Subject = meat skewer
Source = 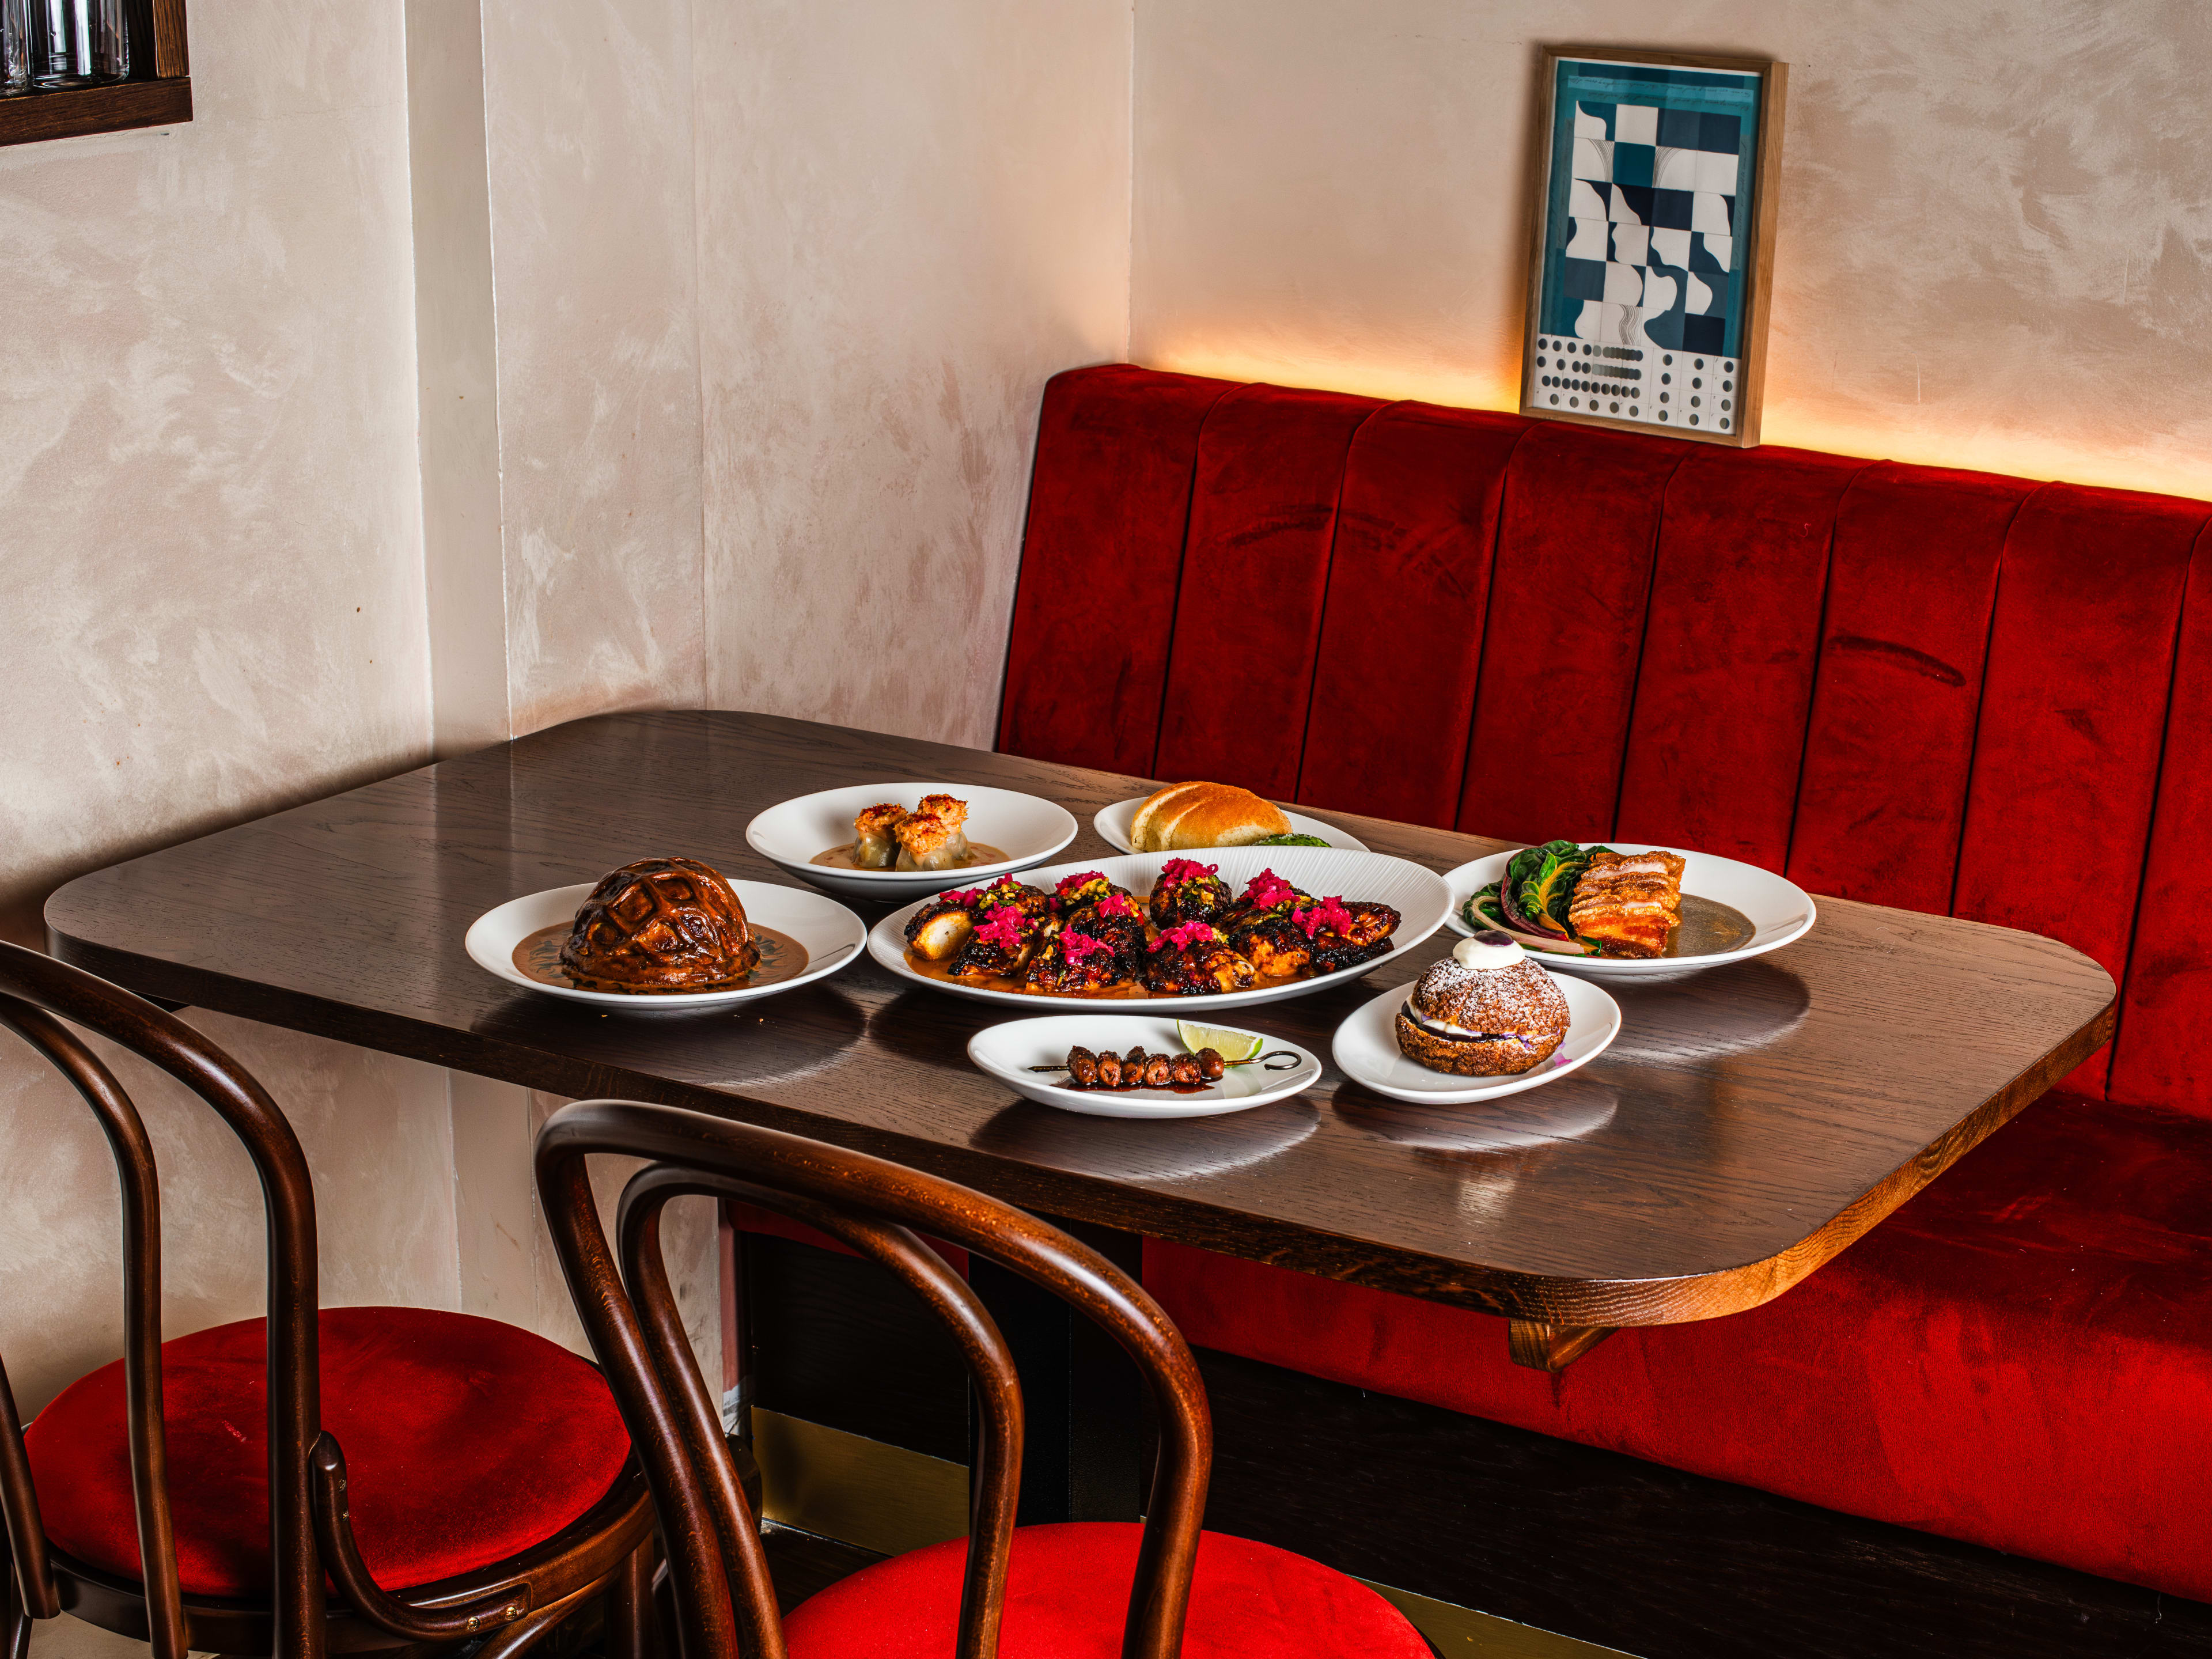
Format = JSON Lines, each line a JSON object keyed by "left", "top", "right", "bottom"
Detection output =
{"left": 1027, "top": 1045, "right": 1301, "bottom": 1087}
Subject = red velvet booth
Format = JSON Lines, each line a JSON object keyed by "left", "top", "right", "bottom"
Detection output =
{"left": 998, "top": 366, "right": 2212, "bottom": 1604}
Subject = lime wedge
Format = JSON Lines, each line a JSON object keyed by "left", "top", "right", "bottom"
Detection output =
{"left": 1176, "top": 1021, "right": 1264, "bottom": 1063}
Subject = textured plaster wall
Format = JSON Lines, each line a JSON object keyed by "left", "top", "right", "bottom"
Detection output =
{"left": 1132, "top": 0, "right": 2212, "bottom": 500}
{"left": 693, "top": 0, "right": 1134, "bottom": 749}
{"left": 481, "top": 0, "right": 709, "bottom": 736}
{"left": 0, "top": 0, "right": 456, "bottom": 1438}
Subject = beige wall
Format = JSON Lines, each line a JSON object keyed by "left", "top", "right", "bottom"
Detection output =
{"left": 694, "top": 0, "right": 1134, "bottom": 749}
{"left": 1132, "top": 0, "right": 2212, "bottom": 501}
{"left": 0, "top": 0, "right": 459, "bottom": 1440}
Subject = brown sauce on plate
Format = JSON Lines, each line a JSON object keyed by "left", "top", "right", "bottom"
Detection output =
{"left": 812, "top": 842, "right": 1011, "bottom": 872}
{"left": 902, "top": 946, "right": 1312, "bottom": 1001}
{"left": 513, "top": 923, "right": 810, "bottom": 993}
{"left": 1671, "top": 895, "right": 1758, "bottom": 957}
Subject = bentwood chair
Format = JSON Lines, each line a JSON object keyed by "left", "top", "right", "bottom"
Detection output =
{"left": 0, "top": 944, "right": 656, "bottom": 1659}
{"left": 535, "top": 1096, "right": 1435, "bottom": 1658}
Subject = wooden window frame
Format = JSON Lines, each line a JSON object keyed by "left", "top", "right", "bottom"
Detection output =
{"left": 1, "top": 0, "right": 190, "bottom": 149}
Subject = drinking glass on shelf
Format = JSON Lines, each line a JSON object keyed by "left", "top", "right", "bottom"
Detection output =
{"left": 30, "top": 0, "right": 127, "bottom": 88}
{"left": 2, "top": 0, "right": 32, "bottom": 96}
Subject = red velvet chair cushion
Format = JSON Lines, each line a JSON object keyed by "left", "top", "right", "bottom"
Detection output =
{"left": 25, "top": 1306, "right": 631, "bottom": 1600}
{"left": 1143, "top": 1090, "right": 2212, "bottom": 1602}
{"left": 781, "top": 1522, "right": 1431, "bottom": 1658}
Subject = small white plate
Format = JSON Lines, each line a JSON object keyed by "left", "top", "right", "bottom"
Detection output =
{"left": 1094, "top": 796, "right": 1368, "bottom": 855}
{"left": 747, "top": 782, "right": 1079, "bottom": 903}
{"left": 868, "top": 846, "right": 1452, "bottom": 1014}
{"left": 968, "top": 1015, "right": 1321, "bottom": 1119}
{"left": 465, "top": 880, "right": 866, "bottom": 1011}
{"left": 1441, "top": 844, "right": 1816, "bottom": 976}
{"left": 1331, "top": 971, "right": 1622, "bottom": 1104}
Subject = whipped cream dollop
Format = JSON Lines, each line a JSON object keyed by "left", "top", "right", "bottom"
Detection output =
{"left": 1451, "top": 930, "right": 1527, "bottom": 971}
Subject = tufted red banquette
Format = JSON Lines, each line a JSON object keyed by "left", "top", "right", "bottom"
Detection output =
{"left": 998, "top": 365, "right": 2212, "bottom": 1603}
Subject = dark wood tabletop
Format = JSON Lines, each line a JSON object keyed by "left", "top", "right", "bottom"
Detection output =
{"left": 46, "top": 710, "right": 2115, "bottom": 1347}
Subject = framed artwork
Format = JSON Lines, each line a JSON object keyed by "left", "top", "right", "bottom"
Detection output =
{"left": 1521, "top": 47, "right": 1787, "bottom": 446}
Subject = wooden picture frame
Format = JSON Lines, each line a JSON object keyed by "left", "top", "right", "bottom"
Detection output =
{"left": 1520, "top": 46, "right": 1786, "bottom": 448}
{"left": 1, "top": 0, "right": 191, "bottom": 149}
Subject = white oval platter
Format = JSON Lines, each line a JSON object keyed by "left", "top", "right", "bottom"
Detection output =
{"left": 968, "top": 1014, "right": 1321, "bottom": 1120}
{"left": 466, "top": 880, "right": 866, "bottom": 1011}
{"left": 867, "top": 846, "right": 1452, "bottom": 1014}
{"left": 747, "top": 782, "right": 1079, "bottom": 903}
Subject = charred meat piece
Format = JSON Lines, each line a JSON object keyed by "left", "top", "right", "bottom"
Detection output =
{"left": 1195, "top": 1048, "right": 1226, "bottom": 1081}
{"left": 1149, "top": 858, "right": 1236, "bottom": 930}
{"left": 948, "top": 903, "right": 1044, "bottom": 980}
{"left": 1222, "top": 868, "right": 1309, "bottom": 931}
{"left": 1141, "top": 1054, "right": 1173, "bottom": 1087}
{"left": 904, "top": 888, "right": 984, "bottom": 961}
{"left": 1227, "top": 912, "right": 1312, "bottom": 978}
{"left": 1142, "top": 921, "right": 1258, "bottom": 996}
{"left": 1066, "top": 1046, "right": 1100, "bottom": 1087}
{"left": 1289, "top": 896, "right": 1403, "bottom": 975}
{"left": 1061, "top": 897, "right": 1147, "bottom": 958}
{"left": 1168, "top": 1054, "right": 1200, "bottom": 1086}
{"left": 1023, "top": 923, "right": 1136, "bottom": 994}
{"left": 969, "top": 877, "right": 1052, "bottom": 923}
{"left": 1052, "top": 870, "right": 1137, "bottom": 914}
{"left": 1094, "top": 1050, "right": 1124, "bottom": 1088}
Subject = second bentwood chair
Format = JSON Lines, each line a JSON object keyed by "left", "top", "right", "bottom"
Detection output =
{"left": 0, "top": 944, "right": 655, "bottom": 1659}
{"left": 535, "top": 1096, "right": 1437, "bottom": 1658}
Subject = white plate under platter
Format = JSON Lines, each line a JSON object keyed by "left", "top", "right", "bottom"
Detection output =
{"left": 968, "top": 1014, "right": 1321, "bottom": 1119}
{"left": 465, "top": 880, "right": 867, "bottom": 1011}
{"left": 746, "top": 782, "right": 1080, "bottom": 903}
{"left": 1331, "top": 971, "right": 1623, "bottom": 1105}
{"left": 1441, "top": 844, "right": 1817, "bottom": 976}
{"left": 866, "top": 846, "right": 1452, "bottom": 1014}
{"left": 1094, "top": 796, "right": 1368, "bottom": 855}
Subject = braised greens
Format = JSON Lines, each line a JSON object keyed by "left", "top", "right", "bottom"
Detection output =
{"left": 1465, "top": 839, "right": 1611, "bottom": 957}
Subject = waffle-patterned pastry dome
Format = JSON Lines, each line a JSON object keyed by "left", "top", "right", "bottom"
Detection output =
{"left": 558, "top": 857, "right": 759, "bottom": 992}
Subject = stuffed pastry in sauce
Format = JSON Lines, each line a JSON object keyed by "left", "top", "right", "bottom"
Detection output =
{"left": 852, "top": 804, "right": 909, "bottom": 870}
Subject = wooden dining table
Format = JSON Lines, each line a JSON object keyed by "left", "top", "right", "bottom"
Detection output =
{"left": 44, "top": 708, "right": 2115, "bottom": 1527}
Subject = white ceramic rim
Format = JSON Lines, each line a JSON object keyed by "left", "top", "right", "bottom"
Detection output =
{"left": 1093, "top": 796, "right": 1369, "bottom": 855}
{"left": 1440, "top": 843, "right": 1817, "bottom": 975}
{"left": 745, "top": 781, "right": 1080, "bottom": 888}
{"left": 866, "top": 845, "right": 1452, "bottom": 1013}
{"left": 967, "top": 1014, "right": 1323, "bottom": 1119}
{"left": 464, "top": 880, "right": 867, "bottom": 1009}
{"left": 1331, "top": 970, "right": 1622, "bottom": 1104}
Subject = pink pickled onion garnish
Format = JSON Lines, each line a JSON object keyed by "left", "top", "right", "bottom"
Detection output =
{"left": 1096, "top": 893, "right": 1138, "bottom": 918}
{"left": 1151, "top": 919, "right": 1221, "bottom": 953}
{"left": 1157, "top": 858, "right": 1219, "bottom": 888}
{"left": 1055, "top": 870, "right": 1107, "bottom": 899}
{"left": 1060, "top": 929, "right": 1111, "bottom": 965}
{"left": 1241, "top": 870, "right": 1298, "bottom": 911}
{"left": 974, "top": 906, "right": 1027, "bottom": 949}
{"left": 1293, "top": 896, "right": 1355, "bottom": 940}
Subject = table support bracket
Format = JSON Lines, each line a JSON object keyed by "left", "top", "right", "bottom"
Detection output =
{"left": 1509, "top": 1320, "right": 1616, "bottom": 1372}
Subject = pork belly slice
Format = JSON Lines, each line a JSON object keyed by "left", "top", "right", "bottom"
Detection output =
{"left": 1567, "top": 848, "right": 1686, "bottom": 959}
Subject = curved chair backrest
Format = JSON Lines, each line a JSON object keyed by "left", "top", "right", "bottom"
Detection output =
{"left": 0, "top": 941, "right": 327, "bottom": 1659}
{"left": 534, "top": 1099, "right": 1214, "bottom": 1659}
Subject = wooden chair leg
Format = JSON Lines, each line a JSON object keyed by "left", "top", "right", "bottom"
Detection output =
{"left": 606, "top": 1539, "right": 655, "bottom": 1659}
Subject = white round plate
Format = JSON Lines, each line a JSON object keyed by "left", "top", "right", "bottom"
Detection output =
{"left": 1332, "top": 971, "right": 1622, "bottom": 1105}
{"left": 868, "top": 846, "right": 1452, "bottom": 1014}
{"left": 1094, "top": 796, "right": 1368, "bottom": 855}
{"left": 465, "top": 880, "right": 866, "bottom": 1010}
{"left": 968, "top": 1014, "right": 1321, "bottom": 1119}
{"left": 1441, "top": 844, "right": 1816, "bottom": 976}
{"left": 746, "top": 782, "right": 1079, "bottom": 903}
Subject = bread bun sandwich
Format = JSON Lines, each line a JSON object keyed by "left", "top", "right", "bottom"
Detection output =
{"left": 1129, "top": 781, "right": 1292, "bottom": 852}
{"left": 1394, "top": 931, "right": 1570, "bottom": 1077}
